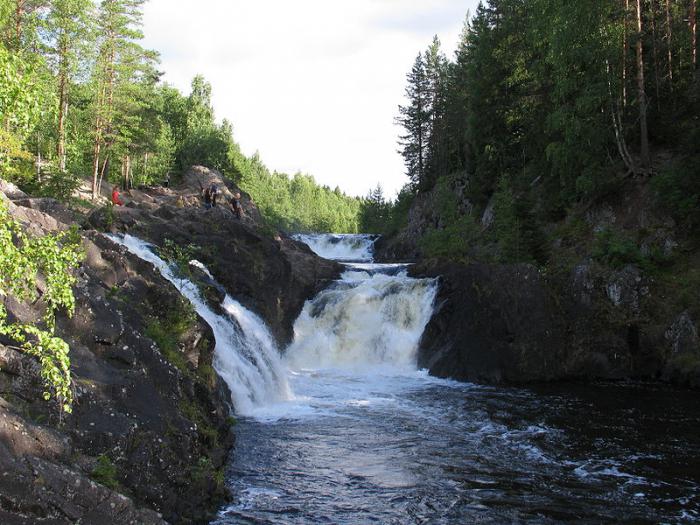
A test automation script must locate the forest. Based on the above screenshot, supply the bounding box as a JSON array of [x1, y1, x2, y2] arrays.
[[381, 0, 699, 262], [0, 0, 367, 233]]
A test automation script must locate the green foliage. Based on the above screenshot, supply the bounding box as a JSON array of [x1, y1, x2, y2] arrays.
[[156, 238, 200, 277], [392, 0, 699, 262], [652, 156, 700, 233], [91, 454, 119, 489], [592, 228, 641, 269], [235, 152, 363, 233], [0, 201, 83, 412], [360, 184, 390, 234], [420, 216, 477, 261], [418, 174, 478, 260]]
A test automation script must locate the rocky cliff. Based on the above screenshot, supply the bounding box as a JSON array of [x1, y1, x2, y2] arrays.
[[0, 167, 341, 524], [389, 177, 700, 388]]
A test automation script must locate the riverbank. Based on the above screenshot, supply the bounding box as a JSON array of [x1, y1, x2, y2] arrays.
[[378, 175, 700, 389]]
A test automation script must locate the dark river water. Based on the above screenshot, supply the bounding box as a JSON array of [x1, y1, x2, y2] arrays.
[[214, 374, 700, 524]]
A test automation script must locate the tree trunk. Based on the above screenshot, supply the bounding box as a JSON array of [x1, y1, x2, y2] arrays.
[[650, 0, 662, 107], [91, 35, 116, 200], [665, 0, 674, 88], [606, 59, 636, 174], [14, 0, 25, 49], [56, 37, 68, 172], [637, 0, 651, 170], [691, 0, 697, 74], [123, 154, 131, 190], [623, 0, 630, 107], [36, 132, 41, 183], [98, 155, 109, 196]]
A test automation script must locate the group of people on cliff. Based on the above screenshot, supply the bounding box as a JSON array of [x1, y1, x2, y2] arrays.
[[203, 182, 244, 219], [110, 181, 245, 220]]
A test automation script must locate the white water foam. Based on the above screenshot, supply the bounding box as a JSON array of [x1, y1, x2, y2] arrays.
[[286, 268, 437, 371], [106, 234, 291, 415], [293, 233, 376, 262]]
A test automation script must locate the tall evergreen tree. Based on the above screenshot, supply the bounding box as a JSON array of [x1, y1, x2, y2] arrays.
[[46, 0, 94, 172], [396, 53, 430, 190]]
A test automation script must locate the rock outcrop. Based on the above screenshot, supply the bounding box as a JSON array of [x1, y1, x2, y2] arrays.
[[87, 166, 342, 345], [411, 258, 700, 388]]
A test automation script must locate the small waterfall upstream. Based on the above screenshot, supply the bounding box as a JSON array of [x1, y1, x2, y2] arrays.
[[292, 233, 377, 262]]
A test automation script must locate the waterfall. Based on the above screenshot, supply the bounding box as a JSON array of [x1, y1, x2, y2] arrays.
[[292, 233, 377, 262], [106, 234, 291, 415], [287, 236, 438, 372]]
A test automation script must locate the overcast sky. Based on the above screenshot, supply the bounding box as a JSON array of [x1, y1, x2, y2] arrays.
[[142, 0, 479, 198]]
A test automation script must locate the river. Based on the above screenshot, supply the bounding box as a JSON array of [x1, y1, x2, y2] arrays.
[[110, 233, 700, 524]]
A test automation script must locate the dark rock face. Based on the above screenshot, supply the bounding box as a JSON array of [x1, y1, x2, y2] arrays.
[[412, 260, 699, 387], [413, 262, 569, 383], [0, 182, 234, 523]]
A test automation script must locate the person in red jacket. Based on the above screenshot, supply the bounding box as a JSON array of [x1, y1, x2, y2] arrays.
[[111, 185, 124, 206]]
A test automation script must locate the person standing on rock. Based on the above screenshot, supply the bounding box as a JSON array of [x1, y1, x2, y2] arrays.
[[209, 183, 219, 207], [230, 192, 244, 219], [202, 186, 211, 208], [111, 185, 124, 206]]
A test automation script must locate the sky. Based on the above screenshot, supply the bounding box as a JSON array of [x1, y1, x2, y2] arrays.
[[142, 0, 480, 198]]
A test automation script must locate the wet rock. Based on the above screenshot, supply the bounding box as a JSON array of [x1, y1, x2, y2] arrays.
[[411, 262, 569, 383], [605, 265, 644, 313], [411, 259, 657, 384], [665, 311, 700, 356], [481, 196, 496, 229]]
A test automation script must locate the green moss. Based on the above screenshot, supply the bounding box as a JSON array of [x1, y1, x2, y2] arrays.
[[179, 399, 219, 447], [197, 363, 217, 389], [91, 455, 119, 489], [144, 296, 197, 373]]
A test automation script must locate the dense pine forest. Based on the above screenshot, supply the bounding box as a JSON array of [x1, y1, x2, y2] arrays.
[[376, 0, 699, 262], [0, 0, 366, 233]]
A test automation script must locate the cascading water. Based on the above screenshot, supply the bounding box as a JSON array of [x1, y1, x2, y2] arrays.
[[292, 233, 377, 262], [286, 265, 437, 371], [105, 234, 290, 415]]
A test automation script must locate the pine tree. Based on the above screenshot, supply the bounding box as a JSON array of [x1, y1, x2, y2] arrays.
[[423, 35, 448, 189], [396, 53, 430, 190], [90, 0, 147, 199], [46, 0, 94, 172]]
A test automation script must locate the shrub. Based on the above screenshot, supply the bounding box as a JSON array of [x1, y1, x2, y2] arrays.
[[592, 228, 641, 269], [0, 201, 83, 412], [91, 455, 119, 489]]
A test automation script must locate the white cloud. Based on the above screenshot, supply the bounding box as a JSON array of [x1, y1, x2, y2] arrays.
[[142, 0, 478, 198]]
